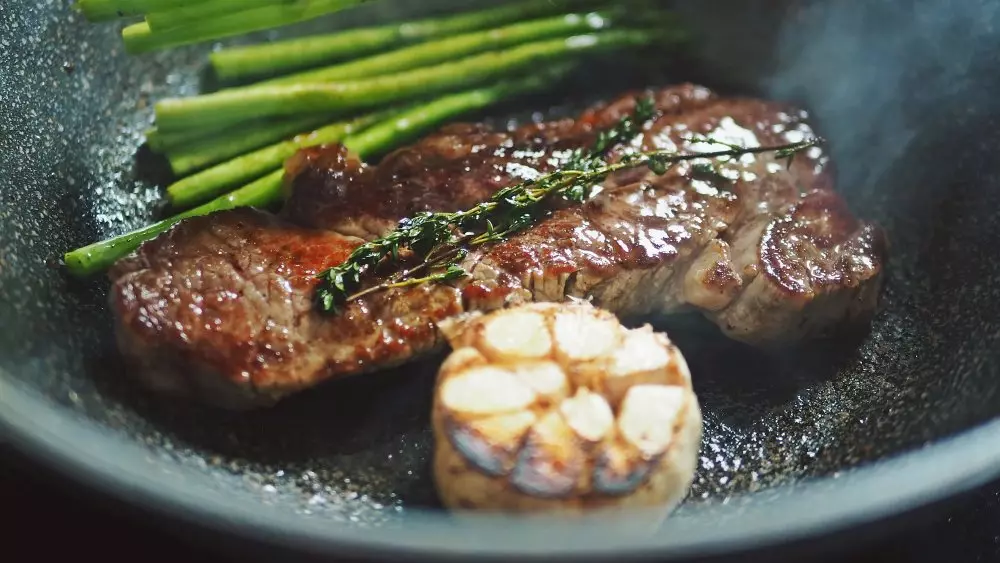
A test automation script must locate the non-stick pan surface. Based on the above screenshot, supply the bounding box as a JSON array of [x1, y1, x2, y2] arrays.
[[3, 0, 1000, 560]]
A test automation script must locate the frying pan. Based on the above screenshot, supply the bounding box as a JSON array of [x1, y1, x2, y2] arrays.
[[3, 0, 1000, 560]]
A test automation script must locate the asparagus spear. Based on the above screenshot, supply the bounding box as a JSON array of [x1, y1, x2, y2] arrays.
[[64, 70, 567, 277], [147, 114, 323, 154], [340, 69, 572, 158], [167, 111, 388, 209], [167, 112, 388, 209], [165, 113, 341, 176], [260, 11, 613, 88], [155, 30, 652, 132], [146, 126, 208, 154], [122, 0, 373, 54], [64, 171, 285, 277], [209, 0, 596, 83], [75, 0, 197, 22], [144, 0, 281, 31], [158, 11, 611, 169]]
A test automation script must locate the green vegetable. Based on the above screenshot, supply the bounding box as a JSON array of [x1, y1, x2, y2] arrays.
[[166, 111, 386, 209], [122, 0, 373, 54], [65, 72, 563, 276], [259, 11, 613, 88], [144, 0, 280, 31], [75, 0, 197, 22], [342, 63, 575, 159], [155, 30, 653, 132], [209, 0, 598, 83], [146, 114, 328, 154], [145, 126, 211, 154], [63, 170, 284, 277], [165, 113, 341, 176]]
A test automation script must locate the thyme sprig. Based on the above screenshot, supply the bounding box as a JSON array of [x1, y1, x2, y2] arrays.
[[315, 103, 822, 313], [563, 96, 657, 171], [315, 96, 659, 312]]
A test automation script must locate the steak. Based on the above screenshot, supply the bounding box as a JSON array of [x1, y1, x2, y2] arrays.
[[109, 84, 887, 409]]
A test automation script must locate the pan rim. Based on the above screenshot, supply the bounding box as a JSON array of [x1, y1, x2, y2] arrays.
[[2, 374, 997, 561]]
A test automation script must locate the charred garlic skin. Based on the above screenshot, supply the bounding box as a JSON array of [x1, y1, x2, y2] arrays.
[[432, 302, 703, 514]]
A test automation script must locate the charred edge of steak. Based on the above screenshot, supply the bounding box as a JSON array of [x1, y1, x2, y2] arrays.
[[708, 190, 889, 346], [109, 208, 363, 406]]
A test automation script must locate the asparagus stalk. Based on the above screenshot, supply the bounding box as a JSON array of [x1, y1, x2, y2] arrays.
[[146, 114, 321, 154], [146, 126, 206, 153], [122, 0, 373, 54], [63, 171, 285, 277], [259, 11, 613, 88], [75, 0, 197, 21], [155, 30, 652, 132], [144, 0, 281, 31], [341, 67, 571, 158], [209, 0, 596, 83], [165, 113, 341, 176], [168, 54, 576, 207], [64, 70, 568, 277], [167, 111, 387, 209]]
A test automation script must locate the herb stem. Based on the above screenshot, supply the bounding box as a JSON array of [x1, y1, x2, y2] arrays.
[[346, 250, 461, 302]]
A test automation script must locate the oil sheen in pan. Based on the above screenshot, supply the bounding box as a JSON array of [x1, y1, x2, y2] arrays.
[[0, 0, 985, 529]]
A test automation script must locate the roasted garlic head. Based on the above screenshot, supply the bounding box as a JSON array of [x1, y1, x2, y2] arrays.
[[432, 302, 702, 515]]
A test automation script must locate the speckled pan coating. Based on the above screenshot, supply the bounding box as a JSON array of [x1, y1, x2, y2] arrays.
[[3, 0, 1000, 559]]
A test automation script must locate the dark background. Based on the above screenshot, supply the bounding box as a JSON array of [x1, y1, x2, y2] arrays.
[[3, 444, 998, 563]]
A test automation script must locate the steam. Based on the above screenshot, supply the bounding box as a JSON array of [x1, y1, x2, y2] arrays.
[[674, 0, 999, 199], [763, 0, 998, 192]]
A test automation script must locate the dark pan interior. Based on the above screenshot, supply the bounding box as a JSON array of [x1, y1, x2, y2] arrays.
[[3, 0, 1000, 558]]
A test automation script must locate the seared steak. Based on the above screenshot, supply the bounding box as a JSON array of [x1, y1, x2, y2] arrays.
[[109, 84, 887, 409], [282, 85, 720, 239], [109, 209, 465, 409]]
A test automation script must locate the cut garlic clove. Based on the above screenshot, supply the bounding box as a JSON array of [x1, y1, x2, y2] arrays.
[[480, 309, 553, 361], [438, 347, 488, 378], [513, 361, 570, 405], [510, 410, 584, 498], [560, 389, 614, 444], [440, 366, 537, 417], [603, 327, 674, 405], [552, 307, 620, 363], [618, 384, 686, 457], [446, 410, 537, 477]]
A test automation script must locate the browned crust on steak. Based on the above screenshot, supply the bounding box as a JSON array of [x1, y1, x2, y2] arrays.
[[708, 190, 888, 345], [109, 209, 360, 407], [282, 85, 720, 240], [111, 208, 468, 408], [456, 96, 859, 324]]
